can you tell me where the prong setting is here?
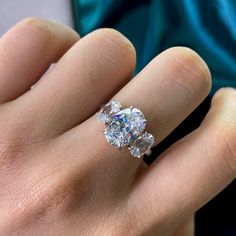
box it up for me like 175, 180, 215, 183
97, 100, 154, 158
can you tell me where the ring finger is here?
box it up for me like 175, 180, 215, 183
53, 46, 211, 173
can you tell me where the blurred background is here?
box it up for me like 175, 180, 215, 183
0, 0, 73, 35
0, 1, 235, 235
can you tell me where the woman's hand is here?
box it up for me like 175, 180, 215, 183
0, 18, 235, 236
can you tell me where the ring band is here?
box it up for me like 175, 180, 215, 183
97, 100, 154, 158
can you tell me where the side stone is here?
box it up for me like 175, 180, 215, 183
129, 132, 154, 158
96, 100, 121, 124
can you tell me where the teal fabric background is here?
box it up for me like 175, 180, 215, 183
72, 0, 236, 94
71, 1, 236, 235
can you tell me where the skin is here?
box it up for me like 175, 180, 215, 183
0, 18, 235, 236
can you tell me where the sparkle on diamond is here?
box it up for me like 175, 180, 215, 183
104, 108, 147, 148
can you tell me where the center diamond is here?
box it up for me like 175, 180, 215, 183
104, 108, 147, 148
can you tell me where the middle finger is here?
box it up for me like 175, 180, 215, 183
55, 47, 211, 171
7, 28, 136, 138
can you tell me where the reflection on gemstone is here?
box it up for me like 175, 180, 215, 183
129, 132, 154, 158
96, 100, 121, 123
104, 108, 147, 148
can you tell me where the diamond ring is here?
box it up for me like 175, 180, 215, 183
97, 100, 155, 158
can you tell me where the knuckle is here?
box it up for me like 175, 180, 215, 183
28, 168, 90, 217
37, 182, 76, 214
13, 181, 76, 223
1, 167, 90, 228
164, 47, 211, 95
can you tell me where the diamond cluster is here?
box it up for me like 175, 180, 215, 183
97, 100, 154, 158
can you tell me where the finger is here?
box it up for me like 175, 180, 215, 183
10, 28, 136, 137
0, 17, 79, 103
49, 47, 211, 184
113, 47, 211, 144
130, 88, 236, 233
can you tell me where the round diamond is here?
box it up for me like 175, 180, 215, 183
129, 132, 154, 158
96, 100, 121, 124
104, 108, 147, 148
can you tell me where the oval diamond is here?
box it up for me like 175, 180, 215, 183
104, 108, 147, 148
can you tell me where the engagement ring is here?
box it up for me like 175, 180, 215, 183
97, 100, 154, 158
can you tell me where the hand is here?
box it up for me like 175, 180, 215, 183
0, 18, 235, 236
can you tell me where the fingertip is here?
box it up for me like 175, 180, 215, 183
212, 87, 236, 104
17, 17, 80, 46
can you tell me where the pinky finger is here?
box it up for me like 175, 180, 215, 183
129, 87, 236, 234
